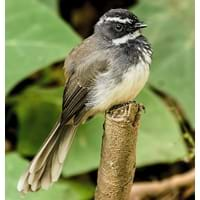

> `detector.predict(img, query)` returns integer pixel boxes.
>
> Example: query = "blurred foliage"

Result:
[6,0,194,199]
[38,0,58,11]
[133,0,195,126]
[6,0,80,93]
[6,153,95,200]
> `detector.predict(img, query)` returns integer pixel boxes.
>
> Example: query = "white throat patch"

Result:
[112,30,141,45]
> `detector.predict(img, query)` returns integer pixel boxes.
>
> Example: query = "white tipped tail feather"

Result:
[17,122,76,193]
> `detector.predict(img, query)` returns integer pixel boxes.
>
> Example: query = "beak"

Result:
[134,22,147,29]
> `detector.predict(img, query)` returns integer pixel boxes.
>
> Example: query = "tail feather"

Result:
[58,127,76,163]
[29,122,60,173]
[17,122,76,193]
[51,152,63,182]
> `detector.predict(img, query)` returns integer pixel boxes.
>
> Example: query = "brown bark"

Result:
[130,168,195,200]
[95,102,143,200]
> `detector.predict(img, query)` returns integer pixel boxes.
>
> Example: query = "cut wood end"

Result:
[107,102,144,124]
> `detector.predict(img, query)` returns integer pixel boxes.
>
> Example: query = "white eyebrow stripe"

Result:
[112,30,141,45]
[97,17,133,25]
[97,18,104,25]
[105,17,133,24]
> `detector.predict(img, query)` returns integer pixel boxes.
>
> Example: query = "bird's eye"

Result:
[115,24,123,32]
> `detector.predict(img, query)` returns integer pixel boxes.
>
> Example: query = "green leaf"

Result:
[132,0,194,126]
[38,0,58,11]
[6,153,95,200]
[6,0,80,93]
[136,88,187,166]
[14,86,63,155]
[12,86,187,177]
[63,115,103,176]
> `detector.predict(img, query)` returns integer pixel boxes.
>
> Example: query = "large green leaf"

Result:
[132,0,194,126]
[6,0,80,93]
[63,114,103,176]
[38,0,58,11]
[6,153,95,200]
[11,86,187,177]
[14,86,63,155]
[136,88,187,166]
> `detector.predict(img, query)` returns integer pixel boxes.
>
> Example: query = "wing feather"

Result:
[61,83,88,124]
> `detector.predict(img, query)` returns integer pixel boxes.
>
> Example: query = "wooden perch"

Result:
[95,102,143,200]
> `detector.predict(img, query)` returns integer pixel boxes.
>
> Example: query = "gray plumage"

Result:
[17,8,152,193]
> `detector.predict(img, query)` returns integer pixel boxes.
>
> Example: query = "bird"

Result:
[17,8,152,193]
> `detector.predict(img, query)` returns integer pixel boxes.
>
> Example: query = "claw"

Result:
[138,103,146,113]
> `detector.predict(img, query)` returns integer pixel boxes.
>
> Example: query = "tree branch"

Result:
[95,102,143,200]
[130,168,195,200]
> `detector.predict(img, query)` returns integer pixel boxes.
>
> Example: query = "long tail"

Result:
[17,122,76,193]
